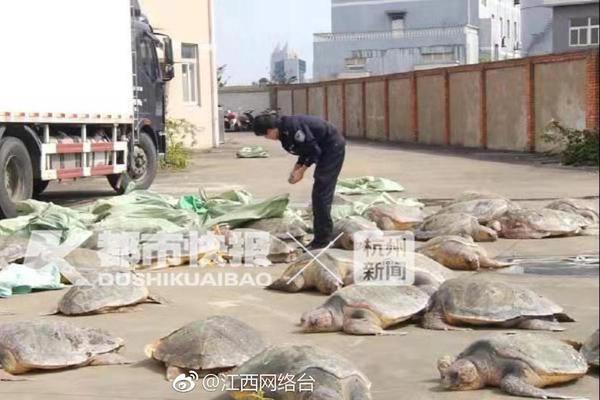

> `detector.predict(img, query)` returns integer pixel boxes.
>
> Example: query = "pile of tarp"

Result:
[236,146,270,159]
[336,176,404,195]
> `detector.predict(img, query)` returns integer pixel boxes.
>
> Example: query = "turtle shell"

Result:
[438,198,517,223]
[57,281,152,315]
[0,237,29,267]
[581,329,599,367]
[434,277,565,324]
[496,208,589,239]
[326,285,429,326]
[416,213,496,242]
[230,345,371,398]
[412,253,455,287]
[546,199,599,225]
[461,333,588,376]
[150,316,266,371]
[0,320,122,371]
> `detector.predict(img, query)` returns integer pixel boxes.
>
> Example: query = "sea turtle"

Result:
[417,235,511,270]
[363,203,424,230]
[423,276,574,331]
[232,229,300,264]
[145,315,267,380]
[301,285,429,335]
[581,329,599,367]
[415,213,498,242]
[437,198,518,224]
[244,214,311,241]
[437,333,589,399]
[0,237,29,268]
[334,216,383,250]
[52,279,163,316]
[268,249,354,295]
[60,248,132,285]
[546,198,599,226]
[228,345,372,400]
[452,190,508,203]
[0,319,128,381]
[491,208,591,239]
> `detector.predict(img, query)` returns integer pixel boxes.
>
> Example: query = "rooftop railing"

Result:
[314,26,475,42]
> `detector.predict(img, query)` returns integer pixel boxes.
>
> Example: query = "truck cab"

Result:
[0,0,174,218]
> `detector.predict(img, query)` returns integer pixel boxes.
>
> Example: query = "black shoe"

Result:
[305,241,329,251]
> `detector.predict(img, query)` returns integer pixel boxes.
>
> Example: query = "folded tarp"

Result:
[331,193,421,222]
[336,176,404,195]
[0,263,63,298]
[180,190,290,228]
[236,146,270,158]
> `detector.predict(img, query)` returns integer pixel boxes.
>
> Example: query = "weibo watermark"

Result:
[171,371,315,394]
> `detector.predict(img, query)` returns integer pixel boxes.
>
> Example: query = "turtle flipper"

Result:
[342,308,405,336]
[516,318,565,332]
[479,255,511,269]
[315,268,344,295]
[0,369,25,381]
[422,310,469,331]
[89,352,132,366]
[267,275,305,292]
[500,375,586,399]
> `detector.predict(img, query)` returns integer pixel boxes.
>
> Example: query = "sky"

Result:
[215,0,331,86]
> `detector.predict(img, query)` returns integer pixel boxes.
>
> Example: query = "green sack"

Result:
[336,176,405,195]
[236,146,269,158]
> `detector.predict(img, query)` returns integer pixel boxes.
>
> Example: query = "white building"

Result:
[313,0,522,81]
[270,43,307,84]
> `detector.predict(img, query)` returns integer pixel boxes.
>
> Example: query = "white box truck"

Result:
[0,0,174,217]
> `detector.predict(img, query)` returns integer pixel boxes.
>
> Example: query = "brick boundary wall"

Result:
[274,49,599,152]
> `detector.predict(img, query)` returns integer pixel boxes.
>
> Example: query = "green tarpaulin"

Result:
[336,176,405,195]
[236,146,270,158]
[0,263,63,298]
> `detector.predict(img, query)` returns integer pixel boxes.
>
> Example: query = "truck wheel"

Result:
[0,137,33,218]
[33,179,50,197]
[107,132,157,194]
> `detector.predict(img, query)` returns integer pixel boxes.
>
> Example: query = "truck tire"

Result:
[107,132,157,194]
[0,137,33,218]
[33,179,50,197]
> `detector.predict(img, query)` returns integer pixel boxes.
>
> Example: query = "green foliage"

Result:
[160,118,195,170]
[542,120,599,166]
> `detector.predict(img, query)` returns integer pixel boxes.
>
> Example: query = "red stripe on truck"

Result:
[91,143,114,152]
[56,143,84,154]
[91,165,115,176]
[57,168,84,179]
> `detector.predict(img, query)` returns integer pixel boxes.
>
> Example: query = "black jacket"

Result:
[278,115,345,167]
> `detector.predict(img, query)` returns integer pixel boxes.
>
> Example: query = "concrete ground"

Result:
[1,133,599,400]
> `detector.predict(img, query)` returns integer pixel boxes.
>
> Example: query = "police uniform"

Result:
[278,115,346,246]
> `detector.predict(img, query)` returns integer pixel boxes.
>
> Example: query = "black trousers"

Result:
[312,142,346,245]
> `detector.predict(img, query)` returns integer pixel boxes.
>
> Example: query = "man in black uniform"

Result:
[254,113,346,249]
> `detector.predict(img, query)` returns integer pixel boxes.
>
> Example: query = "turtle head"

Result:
[439,357,484,391]
[300,307,341,333]
[474,225,498,242]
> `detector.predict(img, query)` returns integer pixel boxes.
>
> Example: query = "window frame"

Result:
[181,43,200,106]
[569,17,600,47]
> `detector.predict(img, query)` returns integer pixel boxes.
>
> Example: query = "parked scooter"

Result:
[224,109,240,131]
[238,110,255,131]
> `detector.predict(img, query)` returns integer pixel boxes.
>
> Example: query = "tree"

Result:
[217,64,229,88]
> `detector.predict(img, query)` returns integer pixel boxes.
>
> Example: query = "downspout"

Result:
[207,0,220,147]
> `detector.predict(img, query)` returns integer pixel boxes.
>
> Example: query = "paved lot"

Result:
[1,133,599,400]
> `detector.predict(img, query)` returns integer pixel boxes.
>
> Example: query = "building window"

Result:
[569,17,599,46]
[514,21,518,41]
[500,17,503,37]
[507,19,511,38]
[388,12,405,31]
[181,43,199,104]
[482,0,487,6]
